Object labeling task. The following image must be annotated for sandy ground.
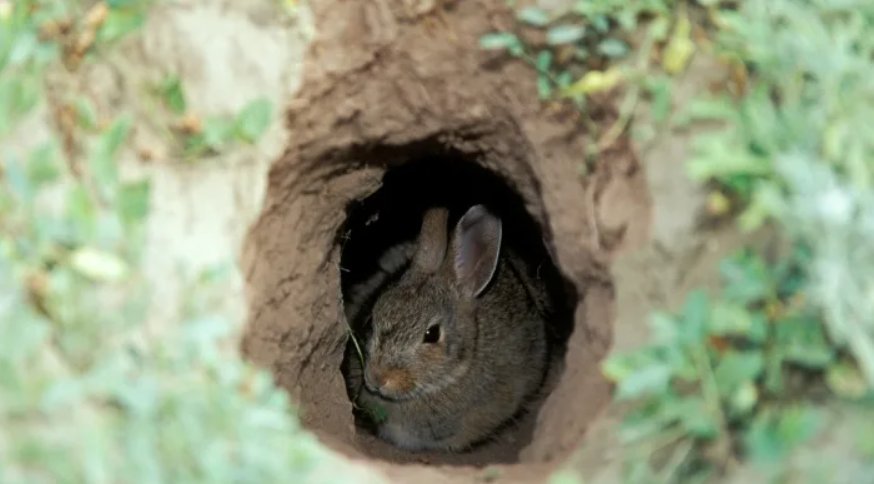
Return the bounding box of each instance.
[106,1,314,333]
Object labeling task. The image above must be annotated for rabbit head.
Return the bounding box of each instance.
[363,205,502,401]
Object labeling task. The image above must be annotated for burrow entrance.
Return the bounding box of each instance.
[337,149,577,465]
[240,0,650,480]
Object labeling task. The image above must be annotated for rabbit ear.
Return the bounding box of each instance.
[411,207,449,273]
[452,205,502,298]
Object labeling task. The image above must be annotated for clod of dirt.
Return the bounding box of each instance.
[241,0,650,481]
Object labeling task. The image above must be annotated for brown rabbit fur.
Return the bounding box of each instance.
[346,204,549,452]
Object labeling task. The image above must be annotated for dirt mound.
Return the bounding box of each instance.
[241,0,650,480]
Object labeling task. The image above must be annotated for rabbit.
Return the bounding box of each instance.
[345,204,549,452]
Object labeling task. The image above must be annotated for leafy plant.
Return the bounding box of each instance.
[604,248,870,481]
[481,0,874,481]
[0,3,375,483]
[0,0,63,137]
[152,74,275,159]
[159,75,187,115]
[97,0,151,44]
[598,1,874,482]
[686,1,874,385]
[478,0,697,156]
[1,86,369,484]
[181,97,274,157]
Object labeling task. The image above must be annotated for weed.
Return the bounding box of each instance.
[488,0,874,481]
[0,2,371,482]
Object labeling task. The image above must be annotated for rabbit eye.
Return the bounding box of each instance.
[423,324,441,344]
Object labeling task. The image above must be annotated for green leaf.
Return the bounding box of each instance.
[588,14,610,33]
[709,301,767,342]
[200,117,236,152]
[0,302,49,362]
[66,185,97,240]
[598,38,629,58]
[649,312,678,343]
[535,51,553,99]
[548,468,584,484]
[615,10,639,31]
[42,378,87,411]
[186,118,236,154]
[479,32,521,51]
[2,155,32,202]
[745,406,820,463]
[775,316,833,369]
[619,399,674,442]
[160,76,186,115]
[235,98,272,143]
[90,118,132,198]
[517,7,550,27]
[26,143,59,187]
[648,15,670,42]
[70,247,129,283]
[681,97,736,122]
[8,30,40,66]
[646,76,672,124]
[719,252,771,305]
[688,136,771,181]
[739,181,784,232]
[117,180,150,226]
[97,9,146,43]
[537,75,552,100]
[679,290,710,345]
[75,97,99,130]
[714,351,763,398]
[0,74,41,136]
[536,50,552,72]
[763,340,785,394]
[546,25,586,45]
[555,71,573,89]
[615,361,673,400]
[674,396,719,438]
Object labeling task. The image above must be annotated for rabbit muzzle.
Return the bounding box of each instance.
[364,363,415,400]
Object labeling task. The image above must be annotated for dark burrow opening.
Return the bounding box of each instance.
[336,148,579,465]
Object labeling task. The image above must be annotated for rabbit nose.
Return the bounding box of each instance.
[364,365,413,396]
